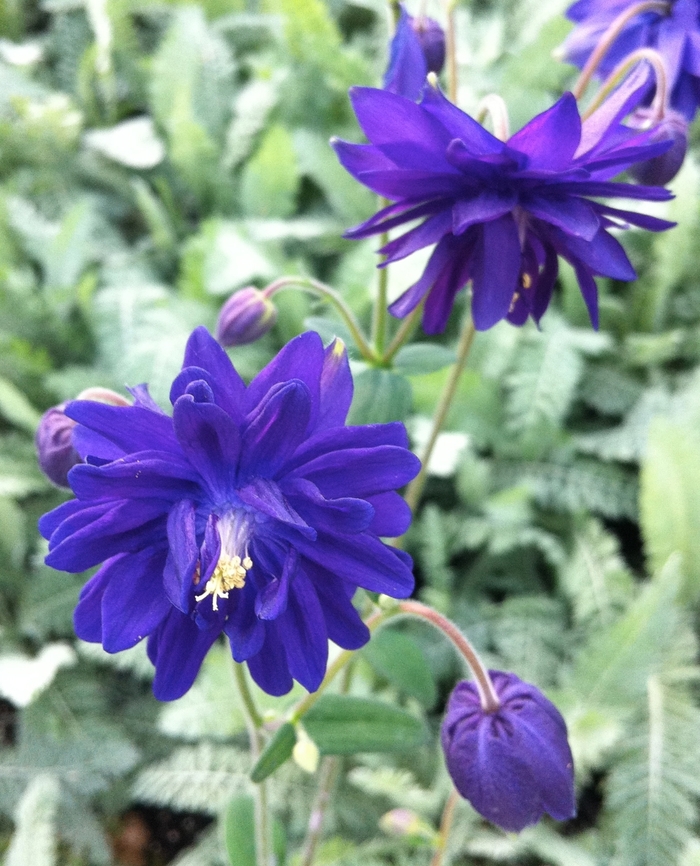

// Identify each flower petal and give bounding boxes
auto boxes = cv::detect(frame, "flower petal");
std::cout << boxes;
[295,445,420,499]
[149,609,220,701]
[471,215,521,330]
[277,570,328,692]
[508,93,581,171]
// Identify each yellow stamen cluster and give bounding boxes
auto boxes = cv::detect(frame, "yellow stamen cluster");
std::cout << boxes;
[194,554,253,611]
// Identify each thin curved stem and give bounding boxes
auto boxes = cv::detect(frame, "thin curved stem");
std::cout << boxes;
[571,0,670,100]
[300,757,340,866]
[430,789,460,866]
[404,316,476,515]
[581,48,669,121]
[397,601,500,711]
[264,276,378,364]
[476,94,511,141]
[372,200,391,356]
[232,662,273,866]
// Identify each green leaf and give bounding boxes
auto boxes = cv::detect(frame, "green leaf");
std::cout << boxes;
[223,794,256,866]
[363,628,437,709]
[241,124,299,219]
[0,375,40,432]
[640,417,700,602]
[348,368,412,425]
[393,343,456,376]
[6,774,60,866]
[250,723,296,783]
[303,695,427,755]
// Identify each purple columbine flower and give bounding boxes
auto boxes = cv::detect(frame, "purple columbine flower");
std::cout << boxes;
[36,403,81,487]
[561,0,700,120]
[332,77,675,333]
[383,5,446,101]
[39,328,419,700]
[441,672,576,832]
[216,286,277,347]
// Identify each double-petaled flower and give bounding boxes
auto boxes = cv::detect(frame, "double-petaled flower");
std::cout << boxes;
[333,75,675,333]
[40,328,419,700]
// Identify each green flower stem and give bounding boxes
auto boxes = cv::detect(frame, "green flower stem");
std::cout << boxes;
[396,600,500,711]
[429,789,460,866]
[232,661,274,866]
[382,304,424,364]
[444,0,458,103]
[581,47,669,121]
[300,757,340,866]
[264,277,378,364]
[371,213,391,357]
[403,315,476,515]
[571,0,670,100]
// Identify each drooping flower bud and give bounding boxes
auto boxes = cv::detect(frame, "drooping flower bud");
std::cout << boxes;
[383,5,445,102]
[216,287,277,348]
[36,403,80,487]
[441,671,576,832]
[36,388,131,487]
[627,108,689,185]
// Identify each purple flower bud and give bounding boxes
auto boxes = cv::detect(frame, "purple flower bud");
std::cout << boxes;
[411,15,445,76]
[627,108,689,186]
[216,287,277,348]
[441,671,576,832]
[36,388,131,487]
[36,403,80,487]
[383,5,445,102]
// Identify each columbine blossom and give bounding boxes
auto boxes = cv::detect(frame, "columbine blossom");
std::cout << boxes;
[441,672,576,832]
[333,75,675,333]
[561,0,700,120]
[39,328,419,700]
[383,4,445,101]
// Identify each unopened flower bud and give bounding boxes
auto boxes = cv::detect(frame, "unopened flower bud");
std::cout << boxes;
[292,725,320,774]
[627,108,689,186]
[36,403,80,487]
[216,287,277,348]
[441,671,576,832]
[36,388,130,487]
[411,15,445,76]
[383,5,445,102]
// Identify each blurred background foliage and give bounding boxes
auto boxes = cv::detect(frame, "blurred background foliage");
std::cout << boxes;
[1,0,700,864]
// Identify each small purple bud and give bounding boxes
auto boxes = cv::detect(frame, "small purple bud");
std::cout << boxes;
[383,5,445,102]
[411,15,445,76]
[441,671,576,832]
[216,287,277,348]
[627,108,689,186]
[36,388,131,487]
[36,403,80,487]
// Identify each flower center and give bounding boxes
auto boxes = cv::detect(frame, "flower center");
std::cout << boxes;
[195,553,253,611]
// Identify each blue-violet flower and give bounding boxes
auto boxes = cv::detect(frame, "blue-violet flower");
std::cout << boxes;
[561,0,700,120]
[39,328,419,700]
[333,79,675,332]
[441,671,576,832]
[216,286,277,347]
[384,4,446,101]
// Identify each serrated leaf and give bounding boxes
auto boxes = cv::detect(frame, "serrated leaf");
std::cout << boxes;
[303,695,427,755]
[640,417,700,602]
[348,368,412,425]
[250,722,296,783]
[241,123,299,219]
[0,375,40,431]
[363,628,437,709]
[6,774,59,866]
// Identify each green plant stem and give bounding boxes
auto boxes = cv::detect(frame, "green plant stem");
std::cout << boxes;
[232,661,273,866]
[571,0,670,100]
[403,316,476,515]
[581,48,669,121]
[372,236,390,356]
[430,789,459,866]
[444,0,458,103]
[264,276,378,364]
[299,756,340,866]
[382,304,423,364]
